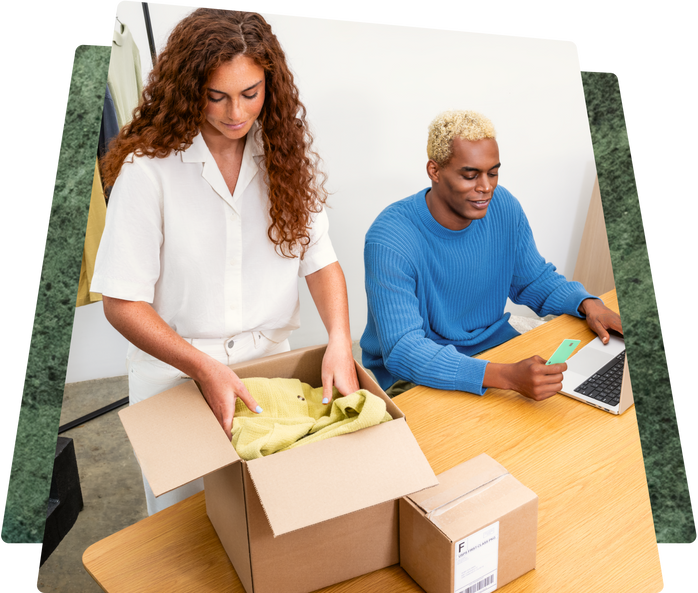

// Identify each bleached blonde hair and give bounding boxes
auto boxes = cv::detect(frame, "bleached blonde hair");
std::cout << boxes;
[427,110,496,166]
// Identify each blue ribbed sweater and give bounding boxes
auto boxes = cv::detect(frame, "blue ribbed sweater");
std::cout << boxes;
[360,186,594,395]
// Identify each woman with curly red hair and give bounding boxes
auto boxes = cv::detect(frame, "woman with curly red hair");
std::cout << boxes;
[92,8,359,514]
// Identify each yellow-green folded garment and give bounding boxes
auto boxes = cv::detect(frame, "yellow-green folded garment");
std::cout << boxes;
[231,377,392,460]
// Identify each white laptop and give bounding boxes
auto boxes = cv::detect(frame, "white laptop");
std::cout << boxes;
[559,334,634,415]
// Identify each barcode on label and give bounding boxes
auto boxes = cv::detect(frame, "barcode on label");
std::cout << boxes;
[460,574,494,593]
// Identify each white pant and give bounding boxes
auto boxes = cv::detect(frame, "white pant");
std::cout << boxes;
[127,330,291,515]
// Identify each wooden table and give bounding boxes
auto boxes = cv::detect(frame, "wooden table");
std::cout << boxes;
[83,290,662,593]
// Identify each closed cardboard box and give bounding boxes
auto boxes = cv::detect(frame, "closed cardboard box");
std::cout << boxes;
[119,345,438,593]
[400,454,537,593]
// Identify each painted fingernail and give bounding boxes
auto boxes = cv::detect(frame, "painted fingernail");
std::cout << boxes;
[255,406,263,414]
[322,398,329,404]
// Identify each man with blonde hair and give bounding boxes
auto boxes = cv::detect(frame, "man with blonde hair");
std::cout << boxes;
[361,110,622,400]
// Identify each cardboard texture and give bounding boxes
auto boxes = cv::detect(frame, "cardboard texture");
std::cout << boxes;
[400,454,538,593]
[119,345,438,593]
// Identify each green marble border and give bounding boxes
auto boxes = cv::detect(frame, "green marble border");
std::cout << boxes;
[1,46,110,543]
[0,51,693,544]
[582,72,695,542]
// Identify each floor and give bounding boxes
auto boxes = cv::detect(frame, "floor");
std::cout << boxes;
[37,374,145,592]
[36,322,548,591]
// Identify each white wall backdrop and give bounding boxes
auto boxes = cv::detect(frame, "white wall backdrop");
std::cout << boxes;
[66,1,596,382]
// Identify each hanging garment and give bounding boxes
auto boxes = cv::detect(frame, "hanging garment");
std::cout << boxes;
[232,378,393,460]
[75,160,107,306]
[76,87,118,307]
[108,22,144,128]
[98,85,119,161]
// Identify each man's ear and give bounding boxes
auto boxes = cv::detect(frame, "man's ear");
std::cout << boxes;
[426,159,440,183]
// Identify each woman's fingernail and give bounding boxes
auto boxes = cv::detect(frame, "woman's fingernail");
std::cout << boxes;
[322,398,329,404]
[255,406,263,414]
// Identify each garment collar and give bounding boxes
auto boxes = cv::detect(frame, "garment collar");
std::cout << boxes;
[113,23,127,47]
[180,121,264,164]
[180,122,265,212]
[416,187,481,239]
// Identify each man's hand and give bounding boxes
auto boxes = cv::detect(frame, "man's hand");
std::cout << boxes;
[484,356,567,401]
[578,298,623,344]
[195,359,262,440]
[320,337,361,404]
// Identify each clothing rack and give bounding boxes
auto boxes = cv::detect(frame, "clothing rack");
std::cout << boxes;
[114,5,156,64]
[142,2,157,66]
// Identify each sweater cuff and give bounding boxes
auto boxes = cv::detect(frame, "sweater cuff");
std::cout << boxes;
[562,287,598,319]
[454,356,489,396]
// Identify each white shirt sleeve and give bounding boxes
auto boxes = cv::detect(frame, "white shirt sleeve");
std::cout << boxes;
[90,157,164,302]
[297,206,338,277]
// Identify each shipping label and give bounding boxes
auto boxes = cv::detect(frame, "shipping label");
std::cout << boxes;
[453,521,499,593]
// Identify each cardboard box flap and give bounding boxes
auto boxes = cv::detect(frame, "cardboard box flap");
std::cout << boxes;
[246,417,438,537]
[431,474,537,542]
[408,453,507,513]
[119,380,240,497]
[406,454,538,542]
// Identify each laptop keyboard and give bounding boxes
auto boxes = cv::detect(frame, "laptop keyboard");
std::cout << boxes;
[573,350,625,407]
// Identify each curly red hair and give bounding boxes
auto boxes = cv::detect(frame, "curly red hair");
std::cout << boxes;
[101,9,327,257]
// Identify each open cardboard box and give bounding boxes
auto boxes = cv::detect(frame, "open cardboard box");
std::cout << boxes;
[119,345,438,593]
[400,454,538,593]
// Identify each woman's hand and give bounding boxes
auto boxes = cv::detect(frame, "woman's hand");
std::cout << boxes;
[321,337,361,404]
[102,296,261,439]
[193,358,262,440]
[305,262,361,404]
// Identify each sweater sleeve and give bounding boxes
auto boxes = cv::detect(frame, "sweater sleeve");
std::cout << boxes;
[364,242,488,395]
[509,206,596,317]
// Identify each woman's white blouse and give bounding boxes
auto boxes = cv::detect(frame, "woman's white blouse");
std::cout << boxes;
[91,129,337,340]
